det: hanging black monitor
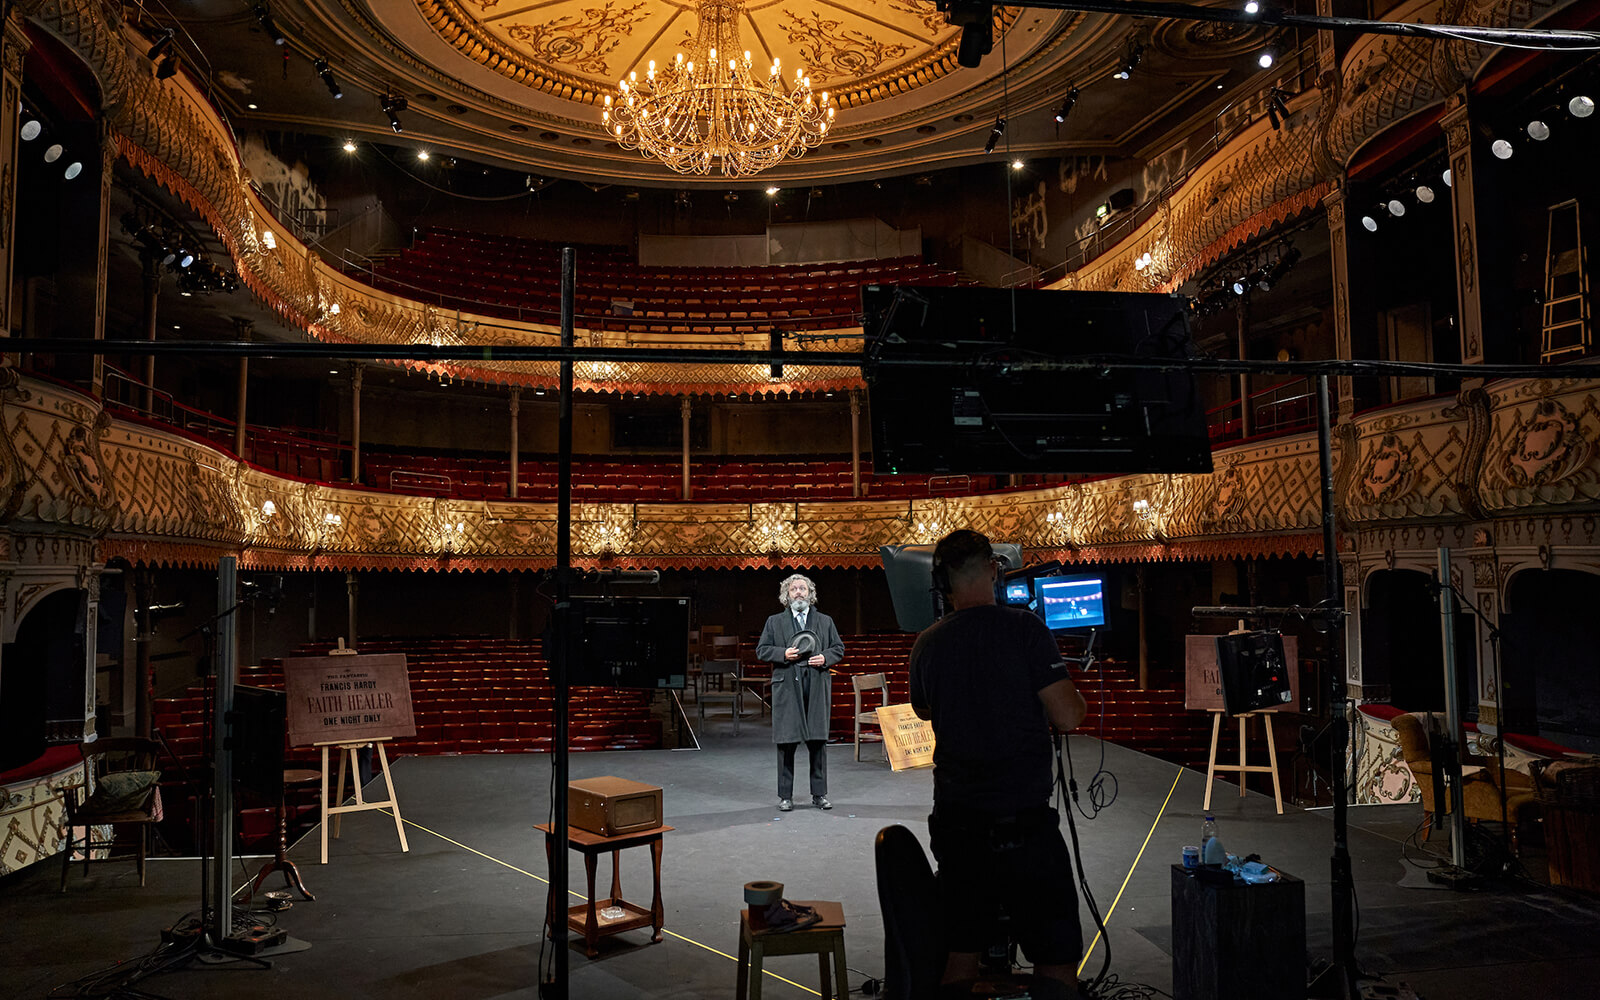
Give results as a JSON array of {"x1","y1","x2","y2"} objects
[
  {"x1": 558, "y1": 596, "x2": 690, "y2": 690},
  {"x1": 1215, "y1": 630, "x2": 1293, "y2": 715},
  {"x1": 862, "y1": 286, "x2": 1212, "y2": 475}
]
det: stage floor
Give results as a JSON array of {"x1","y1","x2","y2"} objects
[{"x1": 5, "y1": 713, "x2": 1599, "y2": 999}]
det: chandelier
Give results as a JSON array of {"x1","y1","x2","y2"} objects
[{"x1": 602, "y1": 0, "x2": 836, "y2": 177}]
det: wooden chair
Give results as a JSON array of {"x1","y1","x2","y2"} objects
[
  {"x1": 60, "y1": 737, "x2": 161, "y2": 891},
  {"x1": 852, "y1": 673, "x2": 889, "y2": 762},
  {"x1": 699, "y1": 659, "x2": 745, "y2": 735}
]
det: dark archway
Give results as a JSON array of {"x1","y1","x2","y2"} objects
[
  {"x1": 1362, "y1": 568, "x2": 1476, "y2": 715},
  {"x1": 1503, "y1": 569, "x2": 1600, "y2": 753},
  {"x1": 1, "y1": 589, "x2": 86, "y2": 770}
]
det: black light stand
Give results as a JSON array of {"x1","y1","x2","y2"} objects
[{"x1": 1192, "y1": 376, "x2": 1357, "y2": 1000}]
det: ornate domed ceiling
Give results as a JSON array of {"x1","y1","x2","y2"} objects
[{"x1": 126, "y1": 0, "x2": 1280, "y2": 186}]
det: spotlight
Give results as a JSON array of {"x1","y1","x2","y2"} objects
[
  {"x1": 1243, "y1": 0, "x2": 1260, "y2": 12},
  {"x1": 1257, "y1": 48, "x2": 1276, "y2": 69},
  {"x1": 1526, "y1": 119, "x2": 1549, "y2": 140},
  {"x1": 1361, "y1": 215, "x2": 1378, "y2": 232},
  {"x1": 63, "y1": 161, "x2": 82, "y2": 180},
  {"x1": 1491, "y1": 138, "x2": 1513, "y2": 159},
  {"x1": 44, "y1": 143, "x2": 62, "y2": 163},
  {"x1": 1011, "y1": 158, "x2": 1024, "y2": 170},
  {"x1": 155, "y1": 54, "x2": 179, "y2": 80},
  {"x1": 766, "y1": 186, "x2": 780, "y2": 196},
  {"x1": 178, "y1": 250, "x2": 194, "y2": 268},
  {"x1": 1114, "y1": 43, "x2": 1142, "y2": 80},
  {"x1": 1415, "y1": 184, "x2": 1434, "y2": 203},
  {"x1": 417, "y1": 150, "x2": 430, "y2": 161},
  {"x1": 1266, "y1": 88, "x2": 1289, "y2": 130},
  {"x1": 1569, "y1": 95, "x2": 1594, "y2": 118},
  {"x1": 314, "y1": 58, "x2": 342, "y2": 99},
  {"x1": 383, "y1": 93, "x2": 408, "y2": 133},
  {"x1": 146, "y1": 28, "x2": 175, "y2": 61},
  {"x1": 946, "y1": 1, "x2": 995, "y2": 69},
  {"x1": 1443, "y1": 167, "x2": 1452, "y2": 187},
  {"x1": 1232, "y1": 276, "x2": 1250, "y2": 295},
  {"x1": 1387, "y1": 198, "x2": 1406, "y2": 217},
  {"x1": 254, "y1": 4, "x2": 286, "y2": 45},
  {"x1": 1053, "y1": 87, "x2": 1079, "y2": 124},
  {"x1": 983, "y1": 116, "x2": 1006, "y2": 154},
  {"x1": 20, "y1": 119, "x2": 40, "y2": 141},
  {"x1": 342, "y1": 140, "x2": 357, "y2": 152}
]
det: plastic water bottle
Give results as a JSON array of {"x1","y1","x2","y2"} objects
[{"x1": 1200, "y1": 814, "x2": 1225, "y2": 866}]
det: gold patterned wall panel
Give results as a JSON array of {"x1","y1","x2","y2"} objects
[
  {"x1": 1479, "y1": 379, "x2": 1600, "y2": 511},
  {"x1": 1344, "y1": 394, "x2": 1474, "y2": 522}
]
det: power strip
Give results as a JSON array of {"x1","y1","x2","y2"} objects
[{"x1": 221, "y1": 923, "x2": 287, "y2": 955}]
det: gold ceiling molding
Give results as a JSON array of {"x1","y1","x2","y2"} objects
[{"x1": 416, "y1": 0, "x2": 1020, "y2": 115}]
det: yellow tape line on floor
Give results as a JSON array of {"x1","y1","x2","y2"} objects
[
  {"x1": 377, "y1": 810, "x2": 822, "y2": 997},
  {"x1": 1078, "y1": 766, "x2": 1185, "y2": 976}
]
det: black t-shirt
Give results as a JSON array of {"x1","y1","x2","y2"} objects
[{"x1": 909, "y1": 603, "x2": 1068, "y2": 814}]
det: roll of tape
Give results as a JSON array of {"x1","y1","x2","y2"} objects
[{"x1": 743, "y1": 880, "x2": 783, "y2": 906}]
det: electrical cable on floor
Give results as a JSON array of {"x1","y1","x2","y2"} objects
[{"x1": 1056, "y1": 733, "x2": 1113, "y2": 994}]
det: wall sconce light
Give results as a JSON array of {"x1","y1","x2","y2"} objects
[
  {"x1": 1132, "y1": 498, "x2": 1168, "y2": 545},
  {"x1": 316, "y1": 511, "x2": 343, "y2": 552}
]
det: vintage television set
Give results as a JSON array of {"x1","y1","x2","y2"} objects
[
  {"x1": 567, "y1": 776, "x2": 664, "y2": 837},
  {"x1": 1215, "y1": 630, "x2": 1293, "y2": 715},
  {"x1": 559, "y1": 596, "x2": 690, "y2": 690},
  {"x1": 862, "y1": 285, "x2": 1212, "y2": 476}
]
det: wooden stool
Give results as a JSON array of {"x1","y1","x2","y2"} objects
[{"x1": 736, "y1": 899, "x2": 847, "y2": 1000}]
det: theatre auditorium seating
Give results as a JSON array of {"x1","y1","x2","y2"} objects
[{"x1": 359, "y1": 227, "x2": 961, "y2": 333}]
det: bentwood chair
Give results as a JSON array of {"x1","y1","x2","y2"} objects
[{"x1": 60, "y1": 737, "x2": 161, "y2": 891}]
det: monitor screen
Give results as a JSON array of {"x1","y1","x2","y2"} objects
[
  {"x1": 1036, "y1": 574, "x2": 1106, "y2": 631},
  {"x1": 1004, "y1": 579, "x2": 1033, "y2": 607}
]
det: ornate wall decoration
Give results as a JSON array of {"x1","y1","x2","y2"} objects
[
  {"x1": 1480, "y1": 380, "x2": 1600, "y2": 510},
  {"x1": 777, "y1": 10, "x2": 912, "y2": 84}
]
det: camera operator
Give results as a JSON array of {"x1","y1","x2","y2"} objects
[{"x1": 909, "y1": 529, "x2": 1089, "y2": 996}]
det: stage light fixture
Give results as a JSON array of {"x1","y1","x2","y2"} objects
[
  {"x1": 1053, "y1": 87, "x2": 1079, "y2": 124},
  {"x1": 417, "y1": 150, "x2": 430, "y2": 161},
  {"x1": 383, "y1": 93, "x2": 408, "y2": 133},
  {"x1": 314, "y1": 58, "x2": 342, "y2": 99},
  {"x1": 43, "y1": 143, "x2": 62, "y2": 163},
  {"x1": 1491, "y1": 138, "x2": 1513, "y2": 159},
  {"x1": 254, "y1": 4, "x2": 286, "y2": 45},
  {"x1": 1243, "y1": 0, "x2": 1260, "y2": 12},
  {"x1": 155, "y1": 54, "x2": 179, "y2": 80},
  {"x1": 1387, "y1": 198, "x2": 1406, "y2": 217},
  {"x1": 1266, "y1": 88, "x2": 1289, "y2": 130},
  {"x1": 1526, "y1": 119, "x2": 1549, "y2": 140},
  {"x1": 945, "y1": 1, "x2": 995, "y2": 69},
  {"x1": 342, "y1": 140, "x2": 357, "y2": 152},
  {"x1": 1113, "y1": 43, "x2": 1142, "y2": 80},
  {"x1": 1570, "y1": 95, "x2": 1594, "y2": 118},
  {"x1": 147, "y1": 28, "x2": 175, "y2": 61},
  {"x1": 1442, "y1": 168, "x2": 1452, "y2": 187},
  {"x1": 766, "y1": 186, "x2": 780, "y2": 196},
  {"x1": 20, "y1": 119, "x2": 40, "y2": 141},
  {"x1": 1257, "y1": 47, "x2": 1276, "y2": 69},
  {"x1": 1232, "y1": 276, "x2": 1249, "y2": 295},
  {"x1": 64, "y1": 161, "x2": 82, "y2": 180},
  {"x1": 1361, "y1": 214, "x2": 1378, "y2": 232},
  {"x1": 1011, "y1": 158, "x2": 1024, "y2": 170},
  {"x1": 983, "y1": 116, "x2": 1006, "y2": 154},
  {"x1": 1416, "y1": 183, "x2": 1435, "y2": 203}
]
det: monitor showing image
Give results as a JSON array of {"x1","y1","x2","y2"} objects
[
  {"x1": 1036, "y1": 574, "x2": 1106, "y2": 631},
  {"x1": 1004, "y1": 579, "x2": 1033, "y2": 608}
]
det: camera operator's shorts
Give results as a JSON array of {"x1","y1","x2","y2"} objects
[{"x1": 927, "y1": 804, "x2": 1083, "y2": 966}]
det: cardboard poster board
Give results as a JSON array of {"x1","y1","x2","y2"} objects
[
  {"x1": 875, "y1": 703, "x2": 935, "y2": 772},
  {"x1": 1183, "y1": 634, "x2": 1299, "y2": 713},
  {"x1": 282, "y1": 653, "x2": 416, "y2": 747}
]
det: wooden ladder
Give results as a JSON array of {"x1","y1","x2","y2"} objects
[{"x1": 1540, "y1": 198, "x2": 1591, "y2": 361}]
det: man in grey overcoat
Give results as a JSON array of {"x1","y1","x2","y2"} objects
[{"x1": 756, "y1": 573, "x2": 845, "y2": 811}]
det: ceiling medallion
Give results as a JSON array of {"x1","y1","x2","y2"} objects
[{"x1": 602, "y1": 0, "x2": 836, "y2": 176}]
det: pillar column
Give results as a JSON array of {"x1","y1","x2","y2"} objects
[
  {"x1": 142, "y1": 253, "x2": 161, "y2": 412},
  {"x1": 1322, "y1": 187, "x2": 1357, "y2": 418},
  {"x1": 91, "y1": 126, "x2": 117, "y2": 396},
  {"x1": 1469, "y1": 549, "x2": 1501, "y2": 728},
  {"x1": 680, "y1": 396, "x2": 692, "y2": 500},
  {"x1": 1341, "y1": 554, "x2": 1364, "y2": 701},
  {"x1": 509, "y1": 388, "x2": 521, "y2": 499},
  {"x1": 850, "y1": 391, "x2": 862, "y2": 498},
  {"x1": 1235, "y1": 297, "x2": 1253, "y2": 439},
  {"x1": 351, "y1": 367, "x2": 363, "y2": 485},
  {"x1": 233, "y1": 319, "x2": 251, "y2": 459},
  {"x1": 0, "y1": 17, "x2": 33, "y2": 337},
  {"x1": 1441, "y1": 95, "x2": 1486, "y2": 367}
]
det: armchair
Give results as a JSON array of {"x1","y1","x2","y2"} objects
[{"x1": 1391, "y1": 713, "x2": 1539, "y2": 854}]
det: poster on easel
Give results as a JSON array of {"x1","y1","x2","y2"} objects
[
  {"x1": 1183, "y1": 634, "x2": 1299, "y2": 713},
  {"x1": 282, "y1": 653, "x2": 416, "y2": 747},
  {"x1": 875, "y1": 703, "x2": 936, "y2": 772}
]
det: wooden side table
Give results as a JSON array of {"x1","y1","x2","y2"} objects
[
  {"x1": 242, "y1": 768, "x2": 321, "y2": 902},
  {"x1": 736, "y1": 899, "x2": 848, "y2": 1000},
  {"x1": 535, "y1": 822, "x2": 672, "y2": 958}
]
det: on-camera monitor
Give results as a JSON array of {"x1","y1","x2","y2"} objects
[
  {"x1": 1036, "y1": 574, "x2": 1106, "y2": 631},
  {"x1": 1004, "y1": 579, "x2": 1033, "y2": 607}
]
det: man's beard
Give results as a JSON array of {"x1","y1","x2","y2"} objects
[{"x1": 789, "y1": 597, "x2": 809, "y2": 610}]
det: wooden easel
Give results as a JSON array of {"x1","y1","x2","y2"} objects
[
  {"x1": 315, "y1": 736, "x2": 409, "y2": 863},
  {"x1": 1203, "y1": 709, "x2": 1284, "y2": 815}
]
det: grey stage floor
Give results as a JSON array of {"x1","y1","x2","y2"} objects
[{"x1": 6, "y1": 711, "x2": 1600, "y2": 999}]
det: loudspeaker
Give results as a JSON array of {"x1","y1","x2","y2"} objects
[{"x1": 1215, "y1": 631, "x2": 1291, "y2": 715}]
